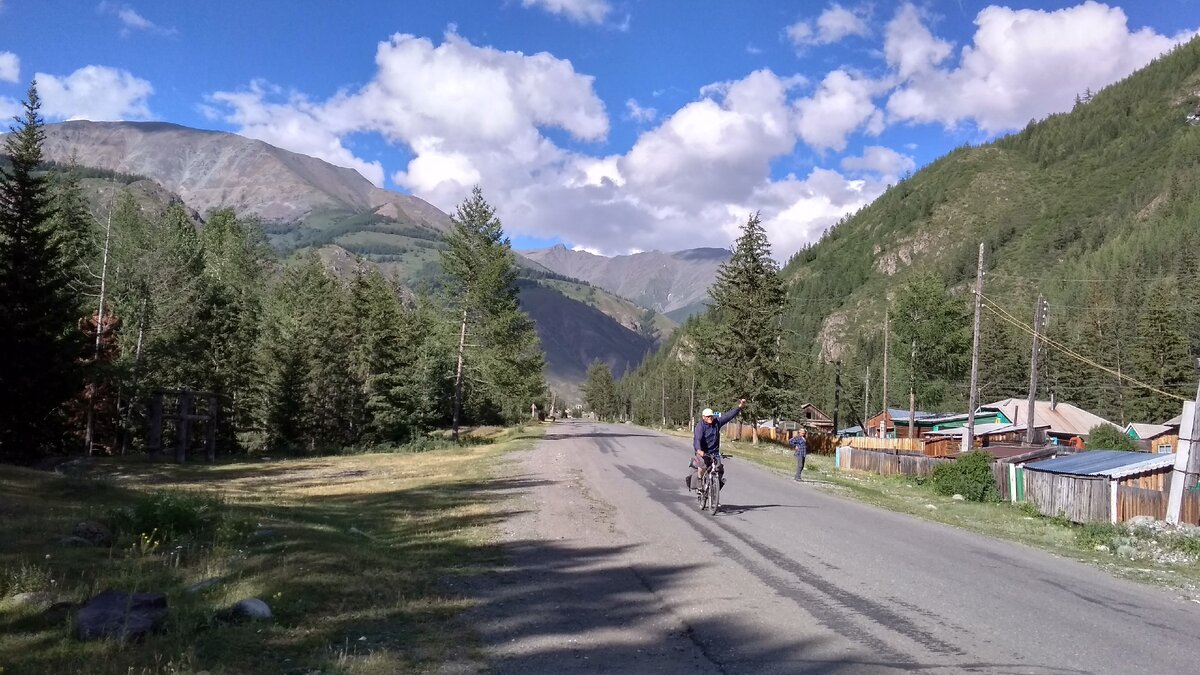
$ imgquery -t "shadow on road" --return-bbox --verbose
[716,503,817,515]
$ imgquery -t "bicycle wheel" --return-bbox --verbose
[708,476,720,515]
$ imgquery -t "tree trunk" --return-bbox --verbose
[451,307,468,442]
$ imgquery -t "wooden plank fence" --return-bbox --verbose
[1023,471,1109,522]
[840,437,922,453]
[841,447,952,477]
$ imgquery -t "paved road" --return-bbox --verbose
[459,421,1200,674]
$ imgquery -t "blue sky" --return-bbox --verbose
[1,1,1197,256]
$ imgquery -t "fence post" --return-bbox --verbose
[1109,478,1118,524]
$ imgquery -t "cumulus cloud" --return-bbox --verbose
[37,66,153,121]
[625,98,657,123]
[886,1,1193,133]
[787,3,869,48]
[0,51,18,83]
[521,0,611,25]
[840,145,916,179]
[98,2,177,37]
[793,70,884,152]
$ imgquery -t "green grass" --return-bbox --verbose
[0,426,543,674]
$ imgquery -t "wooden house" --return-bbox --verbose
[1020,451,1184,523]
[798,403,834,433]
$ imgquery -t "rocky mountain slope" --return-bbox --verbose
[522,244,728,322]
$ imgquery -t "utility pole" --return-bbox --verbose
[689,370,696,427]
[881,307,890,438]
[1024,295,1048,446]
[864,365,870,427]
[661,373,666,428]
[1166,360,1200,523]
[908,340,917,441]
[833,360,842,436]
[963,242,985,453]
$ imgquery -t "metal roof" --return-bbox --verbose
[1125,423,1171,440]
[1024,450,1175,478]
[926,422,1022,437]
[982,398,1117,437]
[881,407,935,422]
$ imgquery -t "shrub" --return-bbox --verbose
[1075,522,1126,549]
[1085,424,1139,451]
[0,562,53,596]
[931,451,998,502]
[107,491,246,546]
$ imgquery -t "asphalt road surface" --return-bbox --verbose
[458,421,1200,674]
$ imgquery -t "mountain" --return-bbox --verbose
[27,120,656,402]
[774,38,1200,422]
[38,121,450,249]
[522,244,729,322]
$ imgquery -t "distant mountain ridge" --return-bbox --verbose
[522,244,728,321]
[38,120,449,235]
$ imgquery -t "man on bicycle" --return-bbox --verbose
[685,398,746,492]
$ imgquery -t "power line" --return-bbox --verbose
[980,295,1188,402]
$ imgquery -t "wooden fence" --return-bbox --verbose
[1023,471,1110,523]
[1116,486,1200,524]
[724,424,837,454]
[839,436,922,453]
[840,447,953,477]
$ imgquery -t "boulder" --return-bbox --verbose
[74,590,168,642]
[7,591,55,607]
[952,494,965,501]
[229,597,272,620]
[71,520,112,547]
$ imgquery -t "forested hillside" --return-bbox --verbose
[617,37,1200,429]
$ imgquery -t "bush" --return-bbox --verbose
[0,562,53,596]
[931,451,998,502]
[107,491,245,546]
[1085,424,1139,451]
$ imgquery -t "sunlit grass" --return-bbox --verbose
[0,425,542,674]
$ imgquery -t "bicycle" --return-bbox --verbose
[696,454,724,515]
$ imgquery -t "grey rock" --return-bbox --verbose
[8,591,55,607]
[74,590,167,642]
[186,577,223,594]
[230,597,272,620]
[1128,515,1156,528]
[924,504,938,511]
[61,536,97,547]
[1117,545,1138,559]
[1094,544,1110,552]
[71,520,112,547]
[952,494,965,501]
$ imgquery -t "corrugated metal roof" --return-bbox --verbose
[1024,450,1174,477]
[1163,413,1184,427]
[982,398,1117,437]
[926,422,1024,437]
[883,407,935,422]
[1126,423,1171,440]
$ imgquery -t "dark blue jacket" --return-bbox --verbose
[693,406,741,455]
[789,434,808,456]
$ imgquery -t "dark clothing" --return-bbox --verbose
[790,435,808,481]
[686,406,741,490]
[692,406,741,456]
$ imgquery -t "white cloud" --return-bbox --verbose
[886,1,1193,133]
[0,51,18,83]
[625,98,657,123]
[37,66,153,121]
[787,3,869,48]
[793,69,884,153]
[98,2,177,37]
[0,97,19,122]
[883,3,952,80]
[521,0,611,25]
[840,145,916,179]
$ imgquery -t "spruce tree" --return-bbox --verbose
[0,83,85,459]
[1129,282,1193,422]
[441,187,546,438]
[707,212,787,423]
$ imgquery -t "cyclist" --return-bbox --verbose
[685,398,746,492]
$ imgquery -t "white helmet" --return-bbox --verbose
[701,408,715,417]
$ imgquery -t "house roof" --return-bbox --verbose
[964,445,1060,463]
[1163,413,1184,427]
[1024,451,1175,478]
[1125,423,1172,440]
[872,407,935,423]
[982,398,1116,437]
[838,425,863,435]
[925,422,1032,437]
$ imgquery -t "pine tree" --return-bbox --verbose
[1129,282,1194,422]
[353,267,418,444]
[441,187,546,438]
[707,213,787,423]
[890,272,969,411]
[0,83,86,459]
[582,361,618,420]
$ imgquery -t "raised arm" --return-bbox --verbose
[716,399,748,428]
